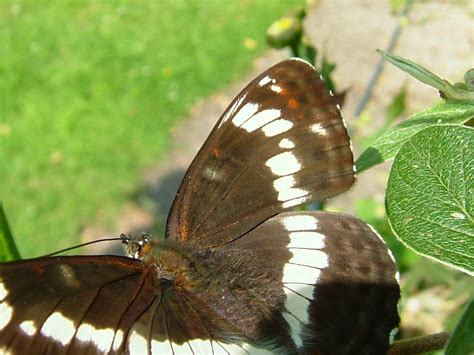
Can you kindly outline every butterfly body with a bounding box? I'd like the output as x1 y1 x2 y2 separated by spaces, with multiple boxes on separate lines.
123 235 299 354
0 59 400 354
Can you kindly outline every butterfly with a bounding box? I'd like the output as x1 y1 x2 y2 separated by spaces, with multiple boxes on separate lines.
0 59 400 354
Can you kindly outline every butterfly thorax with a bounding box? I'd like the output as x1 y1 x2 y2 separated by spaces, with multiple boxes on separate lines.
123 234 213 293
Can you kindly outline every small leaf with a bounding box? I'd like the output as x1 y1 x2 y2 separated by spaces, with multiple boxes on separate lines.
377 50 474 101
0 203 21 262
356 101 474 173
445 298 474 355
386 125 473 275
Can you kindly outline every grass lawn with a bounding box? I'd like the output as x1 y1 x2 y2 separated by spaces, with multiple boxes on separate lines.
0 0 303 257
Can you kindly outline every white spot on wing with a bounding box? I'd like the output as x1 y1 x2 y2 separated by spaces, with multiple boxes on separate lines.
289 249 328 269
279 138 295 149
0 281 8 301
231 102 259 127
128 331 147 354
282 215 318 231
58 264 80 288
273 175 295 192
283 234 327 330
284 286 311 324
77 323 115 352
282 263 321 285
188 339 214 353
258 75 272 86
283 312 303 347
240 109 280 132
282 196 307 208
20 320 37 336
270 84 282 93
262 119 293 137
41 311 76 345
285 283 315 300
151 339 173 353
219 93 248 127
310 123 327 136
277 188 308 202
204 167 219 181
0 302 13 330
113 329 124 351
266 151 301 176
170 341 193 354
288 231 325 249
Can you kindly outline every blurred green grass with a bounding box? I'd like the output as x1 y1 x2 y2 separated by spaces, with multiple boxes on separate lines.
0 0 302 257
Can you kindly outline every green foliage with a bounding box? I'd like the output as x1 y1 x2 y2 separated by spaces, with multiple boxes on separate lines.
446 298 474 354
356 101 474 173
386 125 473 275
0 203 21 262
359 86 407 151
361 51 474 352
0 0 302 257
377 50 474 101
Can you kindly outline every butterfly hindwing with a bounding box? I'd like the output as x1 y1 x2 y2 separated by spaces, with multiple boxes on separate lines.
166 59 355 248
214 211 400 354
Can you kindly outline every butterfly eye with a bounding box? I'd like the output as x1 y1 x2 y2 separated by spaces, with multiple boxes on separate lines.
122 233 153 259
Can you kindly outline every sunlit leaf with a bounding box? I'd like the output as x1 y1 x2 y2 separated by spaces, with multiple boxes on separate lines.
0 203 21 262
356 101 474 173
386 125 473 275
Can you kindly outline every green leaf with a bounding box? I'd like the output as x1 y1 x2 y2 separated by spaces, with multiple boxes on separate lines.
377 50 474 101
356 101 474 173
385 86 407 125
0 203 21 262
386 125 474 275
320 55 336 93
445 298 474 355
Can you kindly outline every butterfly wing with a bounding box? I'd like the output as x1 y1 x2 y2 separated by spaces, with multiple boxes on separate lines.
213 211 400 354
0 256 278 355
166 59 355 247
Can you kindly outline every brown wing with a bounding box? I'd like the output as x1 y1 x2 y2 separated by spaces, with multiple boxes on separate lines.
213 211 400 354
166 59 355 248
0 256 226 354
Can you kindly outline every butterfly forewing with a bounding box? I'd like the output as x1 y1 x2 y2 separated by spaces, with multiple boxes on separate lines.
166 59 355 247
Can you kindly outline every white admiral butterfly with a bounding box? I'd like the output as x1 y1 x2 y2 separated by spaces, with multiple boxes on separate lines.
0 59 400 354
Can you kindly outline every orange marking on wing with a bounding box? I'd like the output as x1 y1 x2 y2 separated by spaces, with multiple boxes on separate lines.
211 147 223 157
288 98 299 109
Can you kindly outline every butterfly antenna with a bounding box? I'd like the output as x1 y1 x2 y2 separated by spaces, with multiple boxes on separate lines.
44 237 125 257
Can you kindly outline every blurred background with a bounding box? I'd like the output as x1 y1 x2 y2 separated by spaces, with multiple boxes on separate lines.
1 0 472 344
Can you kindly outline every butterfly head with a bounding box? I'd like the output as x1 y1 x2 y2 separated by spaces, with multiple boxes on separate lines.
120 232 153 260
